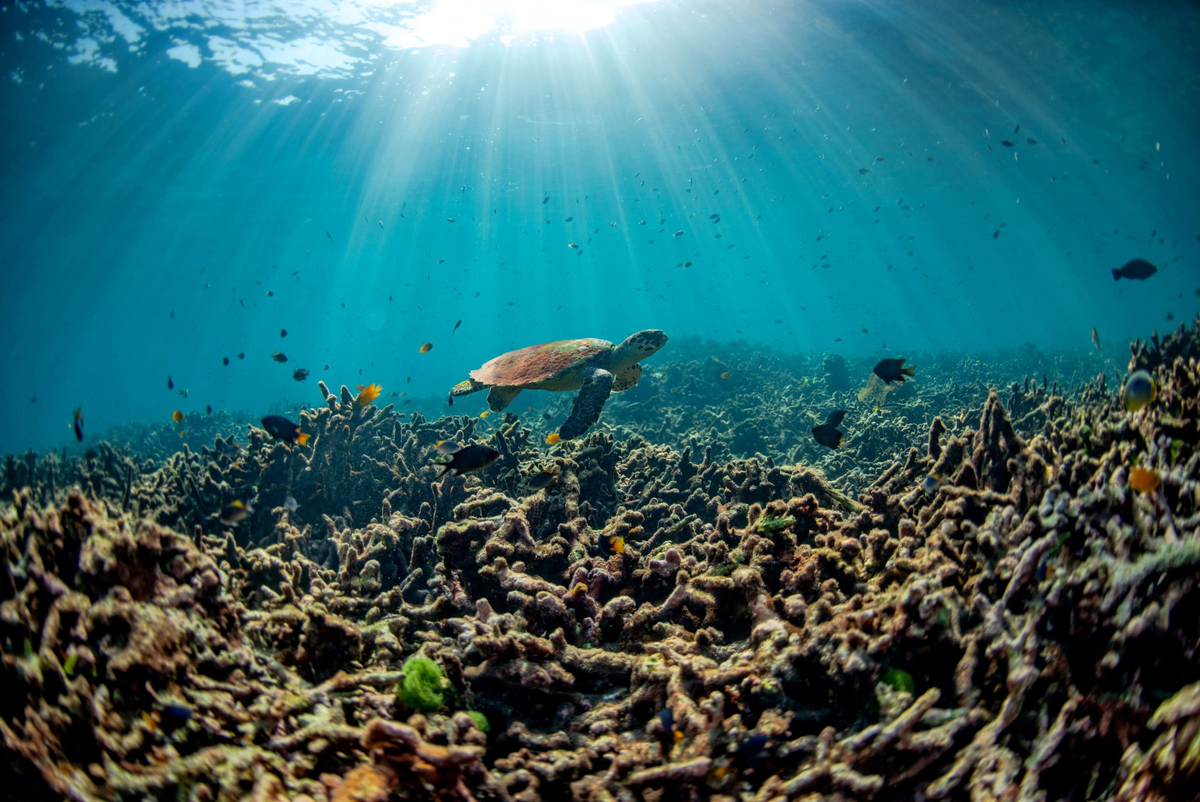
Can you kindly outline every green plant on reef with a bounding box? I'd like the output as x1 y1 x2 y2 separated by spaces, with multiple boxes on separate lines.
398 656 447 712
756 515 795 536
466 711 489 732
881 667 915 693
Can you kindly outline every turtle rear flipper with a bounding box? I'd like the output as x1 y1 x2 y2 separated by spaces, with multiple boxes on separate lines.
560 369 614 440
487 386 522 411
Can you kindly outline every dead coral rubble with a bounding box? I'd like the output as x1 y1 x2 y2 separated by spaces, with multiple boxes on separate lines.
1 320 1198 801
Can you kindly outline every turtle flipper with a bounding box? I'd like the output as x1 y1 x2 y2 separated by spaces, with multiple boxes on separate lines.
612 363 642 392
486 385 522 411
451 379 487 397
560 369 614 440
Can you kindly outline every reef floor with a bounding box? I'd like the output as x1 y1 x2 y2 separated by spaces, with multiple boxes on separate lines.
2 320 1199 802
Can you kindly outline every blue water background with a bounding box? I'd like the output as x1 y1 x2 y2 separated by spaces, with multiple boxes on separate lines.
0 0 1196 454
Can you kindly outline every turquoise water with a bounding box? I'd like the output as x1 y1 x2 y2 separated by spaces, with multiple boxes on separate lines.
0 0 1195 454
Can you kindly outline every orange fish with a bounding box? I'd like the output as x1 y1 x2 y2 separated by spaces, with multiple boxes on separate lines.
720 371 732 380
1091 327 1102 350
419 343 433 353
172 410 184 423
1130 467 1161 493
546 432 560 445
355 383 382 407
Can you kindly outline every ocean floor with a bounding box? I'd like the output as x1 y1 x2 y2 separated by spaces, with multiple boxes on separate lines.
2 319 1199 801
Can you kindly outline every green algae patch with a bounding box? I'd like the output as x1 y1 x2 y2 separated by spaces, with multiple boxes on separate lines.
466 711 490 732
398 656 447 712
882 667 915 694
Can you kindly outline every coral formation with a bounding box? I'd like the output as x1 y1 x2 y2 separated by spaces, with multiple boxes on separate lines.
1 315 1198 800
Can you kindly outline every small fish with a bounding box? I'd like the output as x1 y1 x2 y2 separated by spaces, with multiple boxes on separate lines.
272 352 288 363
922 474 943 498
453 319 462 334
527 467 559 490
356 383 382 407
605 535 626 555
546 432 560 445
176 388 189 398
1091 327 1103 350
419 342 433 353
326 230 332 239
293 368 309 381
206 404 212 414
1122 371 1157 412
480 410 491 418
167 376 174 390
654 707 682 749
221 499 251 525
145 703 193 734
218 440 244 457
812 409 846 449
280 328 288 338
568 243 580 249
1129 467 1161 493
1112 258 1157 281
873 358 915 384
284 494 298 513
172 410 184 423
237 352 245 360
433 444 500 478
73 408 84 441
720 371 732 380
435 440 459 457
261 415 310 446
178 430 188 438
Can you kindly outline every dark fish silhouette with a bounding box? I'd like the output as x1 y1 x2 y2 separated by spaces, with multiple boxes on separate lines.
272 352 288 363
873 358 915 384
261 415 310 446
527 467 559 490
293 368 309 381
1112 258 1157 281
73 408 84 441
434 444 499 478
812 409 846 449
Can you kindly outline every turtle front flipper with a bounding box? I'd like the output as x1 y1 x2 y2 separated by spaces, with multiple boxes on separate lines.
612 363 642 392
486 385 522 411
560 369 614 440
451 379 487 397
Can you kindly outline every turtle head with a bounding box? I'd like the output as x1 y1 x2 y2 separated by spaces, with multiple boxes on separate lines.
615 329 667 365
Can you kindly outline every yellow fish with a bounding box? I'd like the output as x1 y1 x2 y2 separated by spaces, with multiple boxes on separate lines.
355 383 382 407
419 342 433 354
1130 467 1161 493
546 433 560 445
480 410 490 418
171 410 184 423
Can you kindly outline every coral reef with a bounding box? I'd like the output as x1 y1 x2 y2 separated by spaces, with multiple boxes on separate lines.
1 316 1198 800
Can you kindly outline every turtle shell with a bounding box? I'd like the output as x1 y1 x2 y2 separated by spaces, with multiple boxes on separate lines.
470 338 612 386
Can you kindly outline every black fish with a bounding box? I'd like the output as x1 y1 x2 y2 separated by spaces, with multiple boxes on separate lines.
730 734 770 767
434 444 499 478
812 409 846 449
73 408 84 441
293 368 309 381
272 352 288 363
220 499 251 525
453 319 462 334
206 404 213 414
168 376 174 390
222 356 230 366
654 707 681 752
1112 258 1157 281
261 415 310 446
527 467 559 490
158 704 192 733
873 358 915 384
280 328 288 338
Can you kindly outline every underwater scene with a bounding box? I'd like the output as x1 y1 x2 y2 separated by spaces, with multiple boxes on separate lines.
1 0 1199 799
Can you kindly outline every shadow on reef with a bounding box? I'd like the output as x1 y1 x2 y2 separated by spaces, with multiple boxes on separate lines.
0 317 1198 800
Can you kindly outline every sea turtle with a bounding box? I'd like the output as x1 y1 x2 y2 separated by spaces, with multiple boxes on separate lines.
450 329 668 440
